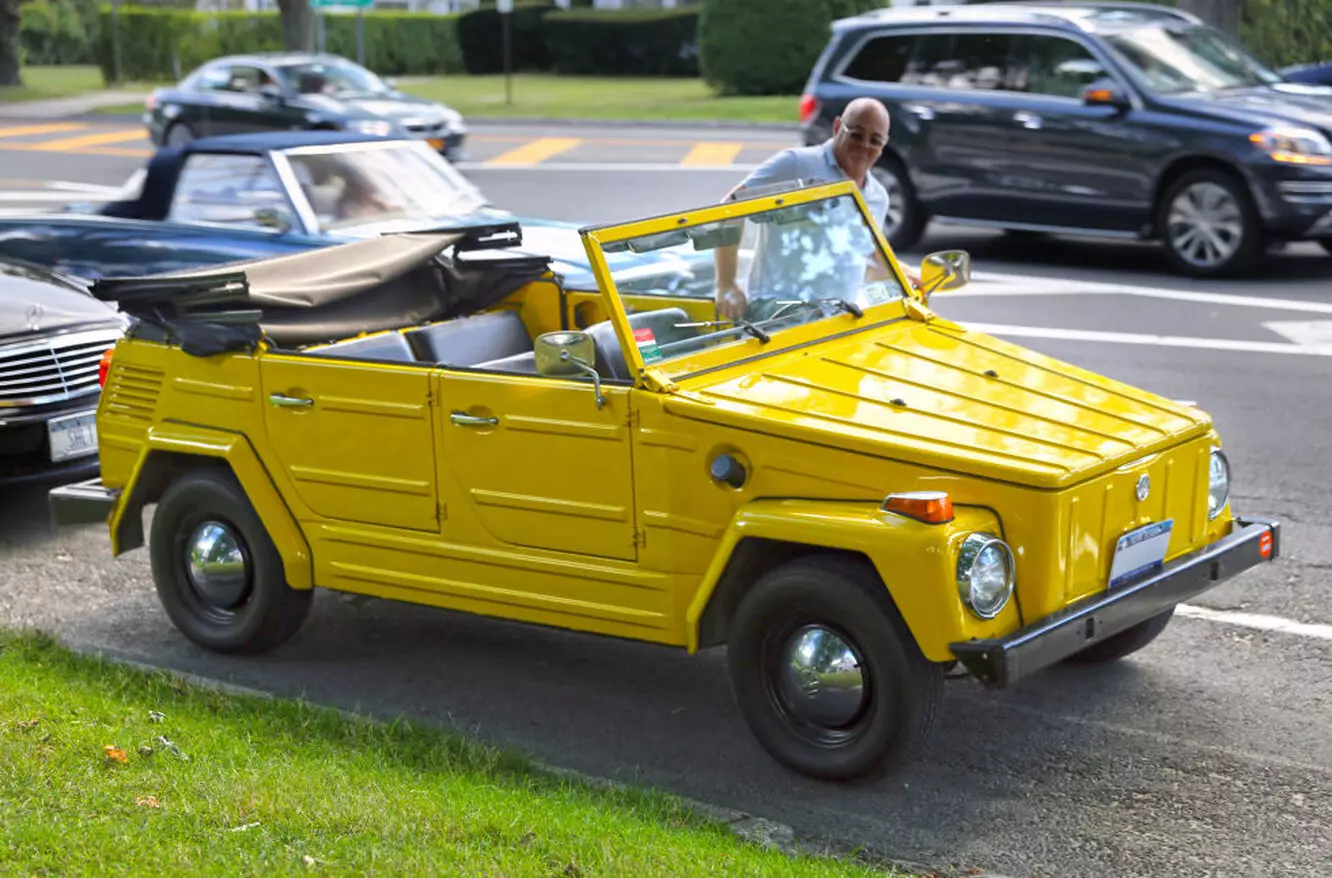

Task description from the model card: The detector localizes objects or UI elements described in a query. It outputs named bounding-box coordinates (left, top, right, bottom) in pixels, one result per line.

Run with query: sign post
left=308, top=0, right=375, bottom=60
left=498, top=0, right=513, bottom=106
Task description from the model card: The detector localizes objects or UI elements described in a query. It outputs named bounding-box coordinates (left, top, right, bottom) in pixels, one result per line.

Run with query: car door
left=259, top=351, right=443, bottom=534
left=435, top=370, right=640, bottom=564
left=991, top=32, right=1162, bottom=231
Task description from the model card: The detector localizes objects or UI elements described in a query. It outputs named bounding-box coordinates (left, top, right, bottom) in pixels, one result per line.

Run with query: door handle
left=905, top=103, right=935, bottom=120
left=269, top=393, right=313, bottom=408
left=1014, top=111, right=1043, bottom=129
left=450, top=412, right=498, bottom=427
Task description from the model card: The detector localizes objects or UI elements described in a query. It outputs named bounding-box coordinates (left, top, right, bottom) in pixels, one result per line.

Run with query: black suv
left=800, top=1, right=1332, bottom=277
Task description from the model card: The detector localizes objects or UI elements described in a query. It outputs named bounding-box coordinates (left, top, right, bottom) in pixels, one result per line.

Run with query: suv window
left=849, top=30, right=1022, bottom=91
left=168, top=154, right=295, bottom=230
left=1011, top=35, right=1110, bottom=98
left=841, top=34, right=915, bottom=83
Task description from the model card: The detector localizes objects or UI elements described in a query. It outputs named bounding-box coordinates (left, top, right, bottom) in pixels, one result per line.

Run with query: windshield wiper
left=815, top=297, right=863, bottom=318
left=675, top=318, right=771, bottom=343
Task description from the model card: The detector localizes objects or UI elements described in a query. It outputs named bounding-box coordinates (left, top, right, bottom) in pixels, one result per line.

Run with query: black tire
left=1156, top=168, right=1263, bottom=278
left=871, top=155, right=928, bottom=252
left=1065, top=608, right=1175, bottom=664
left=727, top=554, right=944, bottom=782
left=165, top=122, right=195, bottom=146
left=149, top=466, right=312, bottom=655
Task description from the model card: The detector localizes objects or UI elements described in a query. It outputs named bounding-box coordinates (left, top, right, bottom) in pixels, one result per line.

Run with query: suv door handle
left=450, top=412, right=498, bottom=427
left=905, top=103, right=935, bottom=120
left=269, top=393, right=313, bottom=407
left=1014, top=111, right=1043, bottom=129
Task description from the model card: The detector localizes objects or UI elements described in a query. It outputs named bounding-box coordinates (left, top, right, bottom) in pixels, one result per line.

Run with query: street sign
left=310, top=0, right=373, bottom=8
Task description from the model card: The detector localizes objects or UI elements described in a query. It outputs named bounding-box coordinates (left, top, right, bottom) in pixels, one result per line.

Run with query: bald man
left=714, top=98, right=920, bottom=321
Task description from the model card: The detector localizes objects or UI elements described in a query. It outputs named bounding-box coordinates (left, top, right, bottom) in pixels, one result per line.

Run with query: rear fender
left=686, top=499, right=1022, bottom=662
left=110, top=424, right=312, bottom=590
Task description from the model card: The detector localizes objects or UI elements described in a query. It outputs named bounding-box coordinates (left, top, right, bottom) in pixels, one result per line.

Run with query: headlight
left=956, top=533, right=1015, bottom=619
left=1249, top=125, right=1332, bottom=166
left=346, top=119, right=394, bottom=137
left=1208, top=448, right=1230, bottom=519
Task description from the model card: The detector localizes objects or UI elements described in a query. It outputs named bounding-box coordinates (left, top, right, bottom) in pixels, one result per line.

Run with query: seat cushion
left=472, top=350, right=540, bottom=375
left=307, top=331, right=416, bottom=363
left=586, top=307, right=693, bottom=380
left=405, top=309, right=532, bottom=367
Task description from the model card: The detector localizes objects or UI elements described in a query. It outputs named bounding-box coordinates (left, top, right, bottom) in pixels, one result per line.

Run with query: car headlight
left=1249, top=125, right=1332, bottom=166
left=346, top=119, right=394, bottom=137
left=956, top=533, right=1015, bottom=619
left=1208, top=448, right=1230, bottom=519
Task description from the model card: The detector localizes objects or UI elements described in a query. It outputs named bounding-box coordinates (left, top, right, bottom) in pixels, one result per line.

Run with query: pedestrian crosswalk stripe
left=32, top=129, right=147, bottom=151
left=680, top=142, right=744, bottom=166
left=485, top=136, right=582, bottom=166
left=0, top=123, right=88, bottom=139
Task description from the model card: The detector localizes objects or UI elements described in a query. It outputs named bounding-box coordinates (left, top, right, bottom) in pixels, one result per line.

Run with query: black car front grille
left=0, top=328, right=123, bottom=408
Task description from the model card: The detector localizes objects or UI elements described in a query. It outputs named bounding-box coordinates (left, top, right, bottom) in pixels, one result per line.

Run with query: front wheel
left=727, top=555, right=944, bottom=782
left=1156, top=169, right=1262, bottom=278
left=149, top=466, right=312, bottom=654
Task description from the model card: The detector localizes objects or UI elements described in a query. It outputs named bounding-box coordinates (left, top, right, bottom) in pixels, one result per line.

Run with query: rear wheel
left=1156, top=169, right=1262, bottom=278
left=1066, top=608, right=1175, bottom=664
left=871, top=156, right=927, bottom=252
left=149, top=466, right=312, bottom=654
left=727, top=555, right=944, bottom=781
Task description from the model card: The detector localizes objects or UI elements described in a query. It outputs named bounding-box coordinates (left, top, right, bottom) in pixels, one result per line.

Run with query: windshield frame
left=578, top=179, right=918, bottom=387
left=1098, top=21, right=1284, bottom=95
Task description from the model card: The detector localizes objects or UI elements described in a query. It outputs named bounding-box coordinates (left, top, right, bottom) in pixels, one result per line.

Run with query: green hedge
left=543, top=8, right=699, bottom=77
left=92, top=7, right=463, bottom=83
left=20, top=0, right=101, bottom=65
left=1241, top=0, right=1332, bottom=67
left=455, top=1, right=556, bottom=75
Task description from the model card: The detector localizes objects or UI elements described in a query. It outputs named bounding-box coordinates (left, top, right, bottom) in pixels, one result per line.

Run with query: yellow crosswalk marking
left=680, top=141, right=744, bottom=166
left=485, top=137, right=582, bottom=165
left=33, top=129, right=148, bottom=151
left=0, top=123, right=88, bottom=139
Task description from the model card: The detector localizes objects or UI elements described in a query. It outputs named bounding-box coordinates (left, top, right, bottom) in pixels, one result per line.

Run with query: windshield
left=281, top=142, right=488, bottom=232
left=594, top=191, right=906, bottom=370
left=276, top=60, right=390, bottom=96
left=1104, top=24, right=1283, bottom=93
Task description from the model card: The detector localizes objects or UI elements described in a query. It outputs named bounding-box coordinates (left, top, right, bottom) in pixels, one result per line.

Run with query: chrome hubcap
left=871, top=166, right=905, bottom=237
left=1167, top=182, right=1243, bottom=268
left=778, top=625, right=867, bottom=727
left=185, top=521, right=250, bottom=608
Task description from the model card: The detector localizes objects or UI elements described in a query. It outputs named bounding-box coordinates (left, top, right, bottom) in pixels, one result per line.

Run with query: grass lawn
left=399, top=75, right=800, bottom=123
left=0, top=65, right=165, bottom=103
left=0, top=629, right=906, bottom=876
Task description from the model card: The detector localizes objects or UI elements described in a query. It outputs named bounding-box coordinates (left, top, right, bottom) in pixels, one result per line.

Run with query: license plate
left=1108, top=519, right=1173, bottom=587
left=426, top=137, right=444, bottom=149
left=48, top=410, right=98, bottom=462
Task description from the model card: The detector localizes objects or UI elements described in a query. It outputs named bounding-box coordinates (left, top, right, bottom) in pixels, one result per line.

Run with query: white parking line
left=959, top=322, right=1332, bottom=356
left=1177, top=604, right=1332, bottom=641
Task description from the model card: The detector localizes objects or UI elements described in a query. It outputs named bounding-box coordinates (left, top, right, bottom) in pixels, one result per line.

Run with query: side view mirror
left=919, top=249, right=971, bottom=300
left=1080, top=79, right=1131, bottom=111
left=535, top=330, right=605, bottom=408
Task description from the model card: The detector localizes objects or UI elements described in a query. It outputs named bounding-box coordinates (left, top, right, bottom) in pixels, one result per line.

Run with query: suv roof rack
left=837, top=1, right=1200, bottom=29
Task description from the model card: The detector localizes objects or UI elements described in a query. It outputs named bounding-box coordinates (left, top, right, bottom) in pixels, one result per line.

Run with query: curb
left=70, top=645, right=1012, bottom=878
left=455, top=116, right=801, bottom=134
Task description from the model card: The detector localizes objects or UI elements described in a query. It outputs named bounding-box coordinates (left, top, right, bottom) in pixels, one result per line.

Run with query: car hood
left=668, top=313, right=1211, bottom=490
left=1160, top=82, right=1332, bottom=132
left=295, top=91, right=457, bottom=123
left=0, top=261, right=120, bottom=343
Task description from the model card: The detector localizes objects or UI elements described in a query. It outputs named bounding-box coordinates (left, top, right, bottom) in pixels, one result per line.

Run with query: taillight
left=145, top=92, right=158, bottom=111
left=799, top=93, right=820, bottom=125
left=98, top=348, right=114, bottom=387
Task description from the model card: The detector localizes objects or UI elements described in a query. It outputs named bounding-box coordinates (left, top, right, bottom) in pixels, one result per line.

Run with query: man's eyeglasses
left=841, top=126, right=887, bottom=149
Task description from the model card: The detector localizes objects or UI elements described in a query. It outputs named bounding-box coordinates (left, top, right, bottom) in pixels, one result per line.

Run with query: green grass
left=398, top=75, right=799, bottom=123
left=0, top=629, right=905, bottom=877
left=0, top=65, right=106, bottom=102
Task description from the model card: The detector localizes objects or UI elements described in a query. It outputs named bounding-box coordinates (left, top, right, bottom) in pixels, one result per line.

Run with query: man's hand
left=716, top=281, right=748, bottom=321
left=902, top=264, right=921, bottom=290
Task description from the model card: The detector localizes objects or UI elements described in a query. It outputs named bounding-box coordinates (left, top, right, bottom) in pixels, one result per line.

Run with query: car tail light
left=882, top=491, right=954, bottom=524
left=145, top=93, right=157, bottom=111
left=799, top=93, right=820, bottom=125
left=98, top=348, right=114, bottom=387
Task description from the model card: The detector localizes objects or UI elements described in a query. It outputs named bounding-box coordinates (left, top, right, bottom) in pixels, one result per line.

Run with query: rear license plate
left=48, top=410, right=98, bottom=462
left=427, top=137, right=444, bottom=149
left=1109, top=519, right=1173, bottom=587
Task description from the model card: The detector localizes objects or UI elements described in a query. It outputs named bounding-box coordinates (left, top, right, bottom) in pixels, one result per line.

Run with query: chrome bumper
left=48, top=476, right=120, bottom=526
left=950, top=516, right=1281, bottom=688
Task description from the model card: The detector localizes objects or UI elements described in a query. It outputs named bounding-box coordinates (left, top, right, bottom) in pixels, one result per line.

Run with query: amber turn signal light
left=98, top=348, right=114, bottom=387
left=1259, top=530, right=1273, bottom=559
left=882, top=491, right=954, bottom=524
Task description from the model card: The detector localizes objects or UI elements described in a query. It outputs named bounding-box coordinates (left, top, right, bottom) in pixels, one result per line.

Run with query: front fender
left=686, top=499, right=1024, bottom=662
left=111, top=424, right=313, bottom=591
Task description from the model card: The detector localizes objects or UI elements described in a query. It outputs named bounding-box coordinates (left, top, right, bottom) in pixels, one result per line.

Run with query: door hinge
left=634, top=528, right=647, bottom=548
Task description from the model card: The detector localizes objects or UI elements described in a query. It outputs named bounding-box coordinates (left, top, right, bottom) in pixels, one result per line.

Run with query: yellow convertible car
left=50, top=181, right=1280, bottom=781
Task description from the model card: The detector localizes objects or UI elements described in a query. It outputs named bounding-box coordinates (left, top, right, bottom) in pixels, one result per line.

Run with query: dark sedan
left=0, top=260, right=125, bottom=487
left=143, top=53, right=468, bottom=161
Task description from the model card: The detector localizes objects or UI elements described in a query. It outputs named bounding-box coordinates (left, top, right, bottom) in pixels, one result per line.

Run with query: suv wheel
left=727, top=554, right=943, bottom=781
left=1066, top=608, right=1174, bottom=664
left=149, top=467, right=313, bottom=654
left=1157, top=169, right=1262, bottom=278
left=871, top=156, right=927, bottom=251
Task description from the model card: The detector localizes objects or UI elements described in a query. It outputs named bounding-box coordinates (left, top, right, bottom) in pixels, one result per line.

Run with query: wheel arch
left=111, top=427, right=312, bottom=590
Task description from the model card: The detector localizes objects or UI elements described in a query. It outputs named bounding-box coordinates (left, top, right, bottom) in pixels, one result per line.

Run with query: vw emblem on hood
left=1135, top=474, right=1151, bottom=502
left=25, top=304, right=43, bottom=332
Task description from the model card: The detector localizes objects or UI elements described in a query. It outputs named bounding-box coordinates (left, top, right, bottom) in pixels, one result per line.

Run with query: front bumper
left=48, top=476, right=121, bottom=527
left=950, top=516, right=1280, bottom=688
left=1247, top=163, right=1332, bottom=239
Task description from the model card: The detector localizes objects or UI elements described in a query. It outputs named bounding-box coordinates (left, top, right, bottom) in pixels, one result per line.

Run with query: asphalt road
left=1, top=118, right=1330, bottom=878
